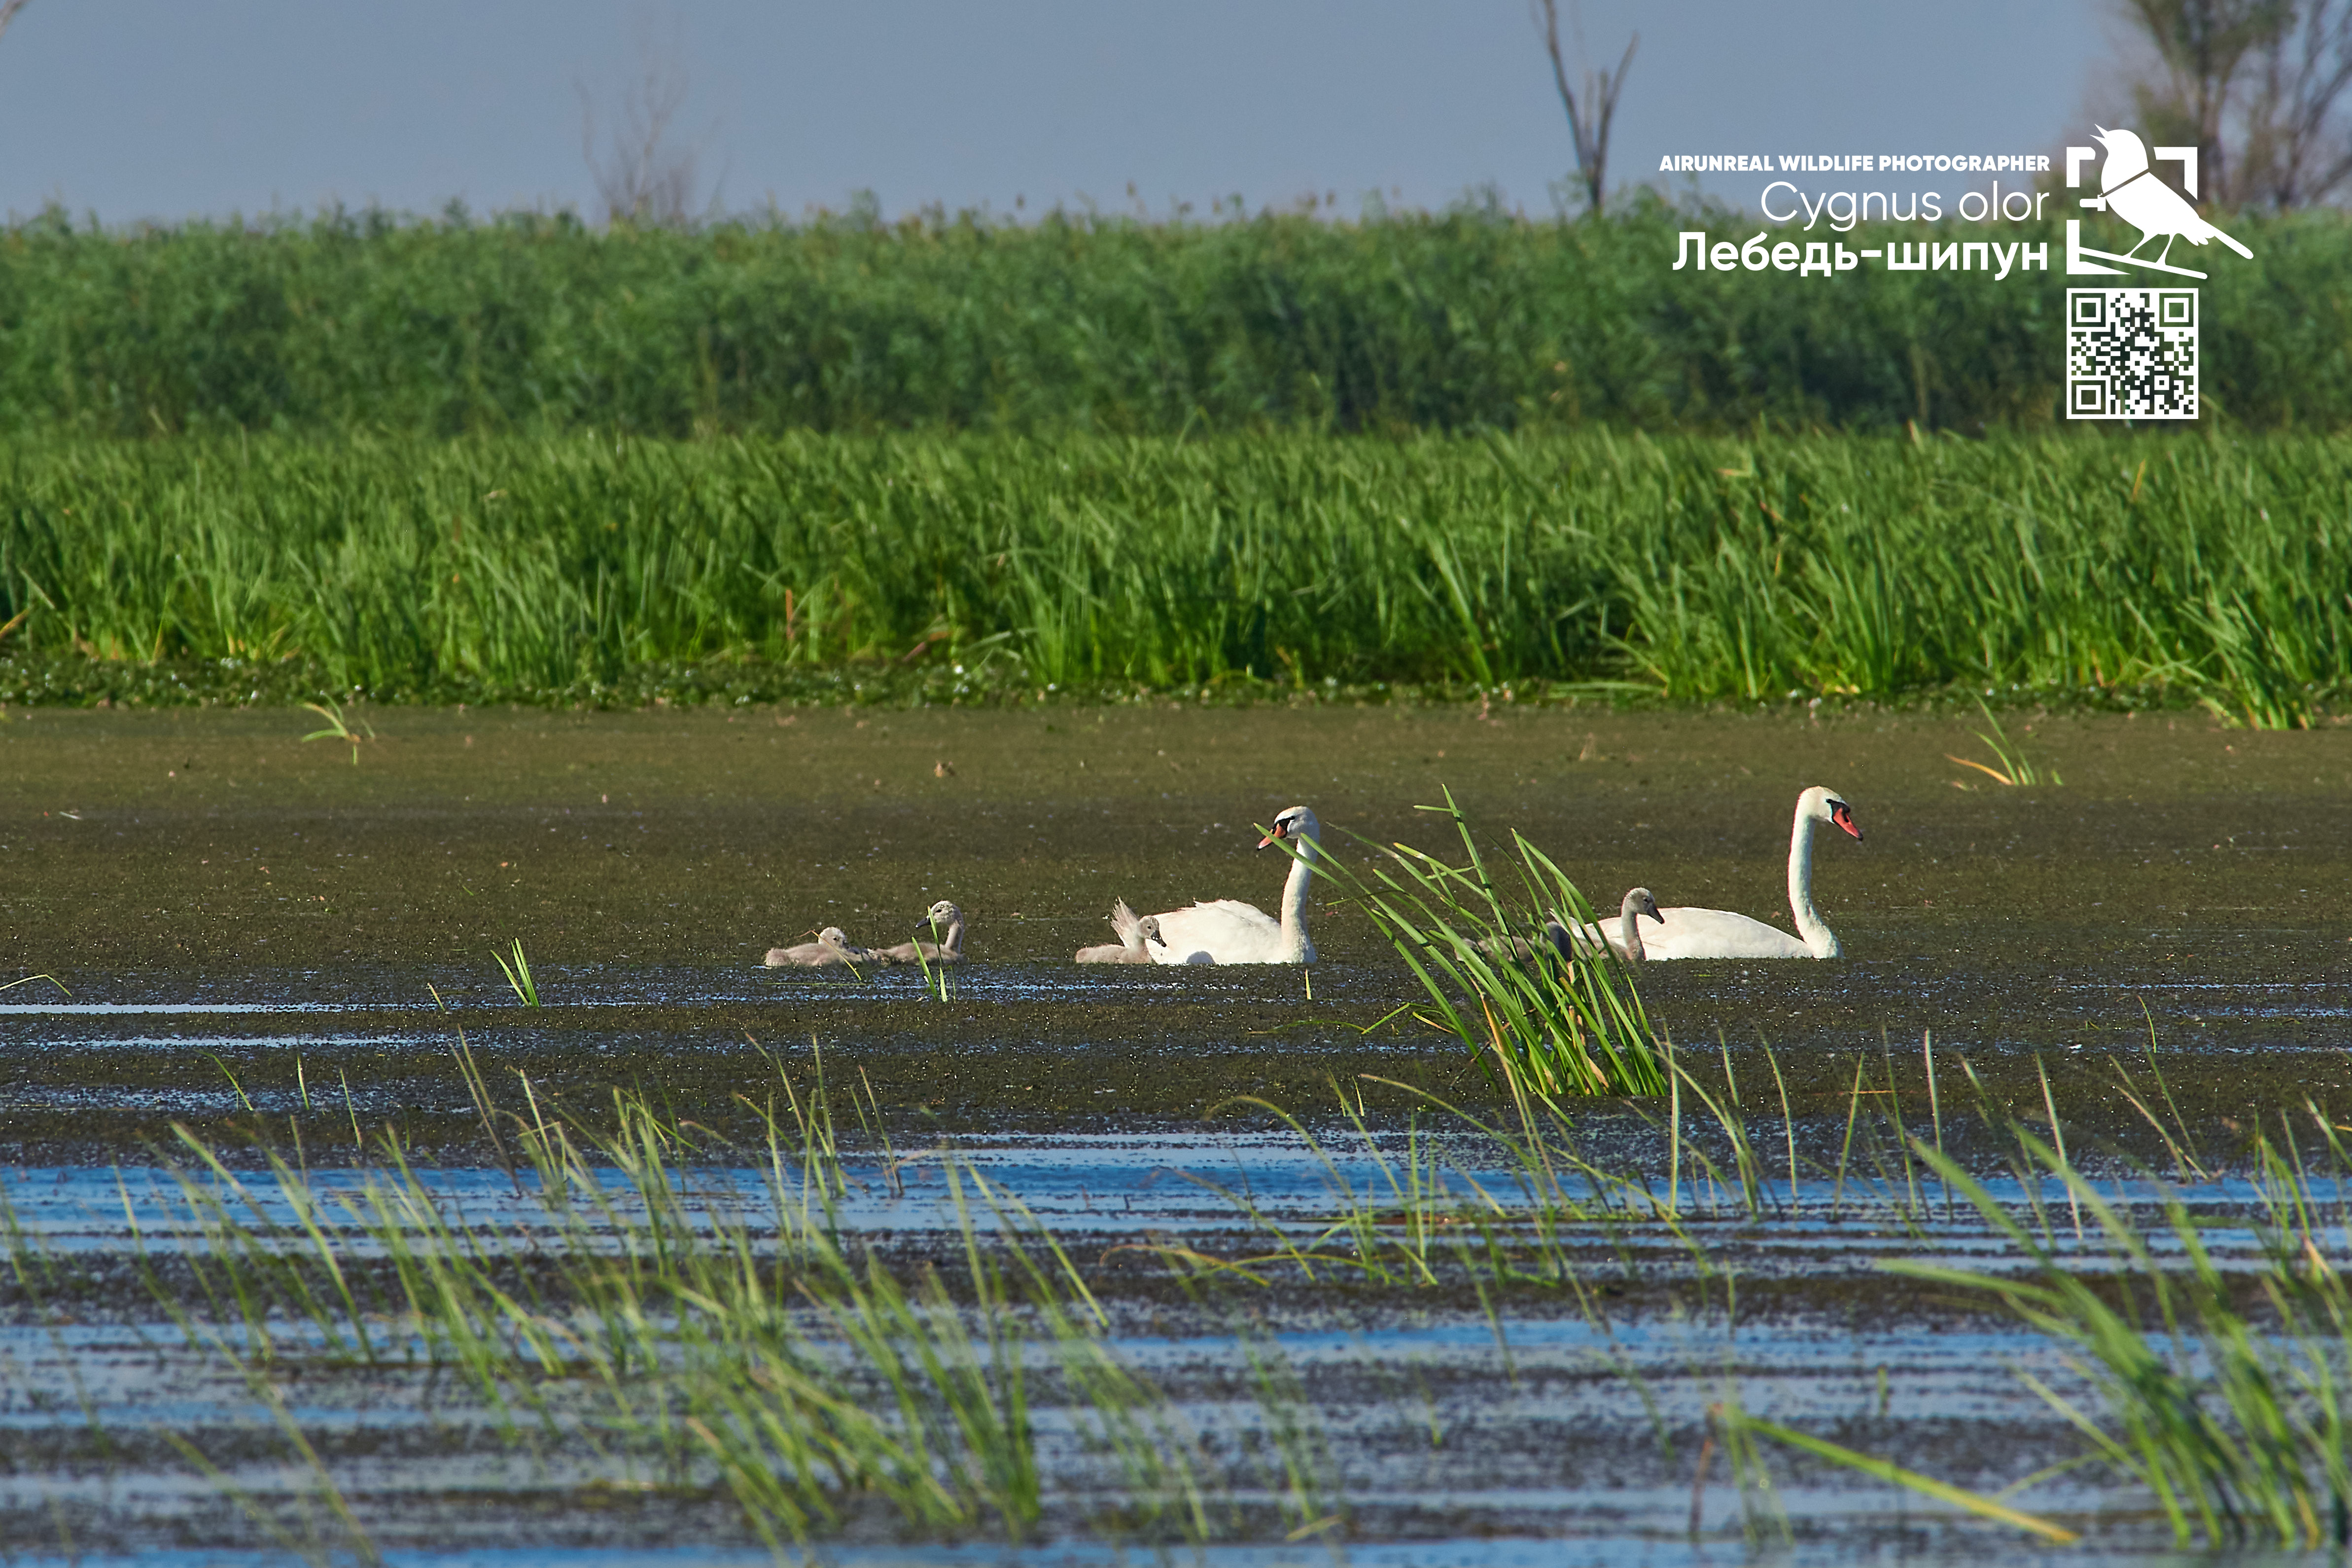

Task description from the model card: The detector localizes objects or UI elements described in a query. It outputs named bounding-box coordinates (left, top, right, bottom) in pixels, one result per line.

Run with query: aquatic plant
left=119, top=1052, right=1204, bottom=1552
left=5, top=430, right=2352, bottom=725
left=1300, top=790, right=1665, bottom=1098
left=1891, top=1119, right=2352, bottom=1549
left=490, top=939, right=539, bottom=1006
left=298, top=697, right=373, bottom=765
left=19, top=1003, right=2352, bottom=1554
left=1721, top=1409, right=2078, bottom=1543
left=1947, top=697, right=2060, bottom=788
left=0, top=972, right=68, bottom=996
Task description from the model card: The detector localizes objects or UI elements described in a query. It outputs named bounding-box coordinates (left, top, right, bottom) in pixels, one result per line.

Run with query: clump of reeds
left=1196, top=1026, right=2352, bottom=1551
left=298, top=697, right=374, bottom=764
left=122, top=1049, right=1203, bottom=1553
left=490, top=939, right=539, bottom=1006
left=1892, top=1113, right=2352, bottom=1548
left=1947, top=697, right=2061, bottom=788
left=1299, top=790, right=1664, bottom=1098
left=6, top=430, right=2352, bottom=724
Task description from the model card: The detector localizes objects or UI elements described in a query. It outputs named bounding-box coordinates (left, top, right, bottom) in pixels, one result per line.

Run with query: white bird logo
left=2078, top=127, right=2252, bottom=275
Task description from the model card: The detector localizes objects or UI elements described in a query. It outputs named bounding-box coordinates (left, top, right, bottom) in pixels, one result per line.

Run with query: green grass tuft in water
left=1303, top=789, right=1666, bottom=1098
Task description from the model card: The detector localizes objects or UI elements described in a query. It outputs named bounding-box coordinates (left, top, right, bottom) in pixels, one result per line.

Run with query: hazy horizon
left=0, top=1, right=2116, bottom=228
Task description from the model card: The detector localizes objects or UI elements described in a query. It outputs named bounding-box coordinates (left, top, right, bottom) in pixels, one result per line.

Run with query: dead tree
left=1533, top=0, right=1638, bottom=214
left=579, top=16, right=716, bottom=226
left=2118, top=0, right=2290, bottom=203
left=0, top=0, right=33, bottom=48
left=2238, top=0, right=2352, bottom=204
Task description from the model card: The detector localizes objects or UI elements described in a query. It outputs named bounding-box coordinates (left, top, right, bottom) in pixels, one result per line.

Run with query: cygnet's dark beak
left=1149, top=927, right=1167, bottom=946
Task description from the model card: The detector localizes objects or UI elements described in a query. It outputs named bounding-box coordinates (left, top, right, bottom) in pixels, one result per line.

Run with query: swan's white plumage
left=1634, top=907, right=1815, bottom=961
left=1630, top=786, right=1860, bottom=961
left=1144, top=806, right=1320, bottom=965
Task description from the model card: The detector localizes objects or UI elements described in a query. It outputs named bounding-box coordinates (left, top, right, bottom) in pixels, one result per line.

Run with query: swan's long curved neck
left=1786, top=806, right=1840, bottom=959
left=1618, top=896, right=1647, bottom=963
left=1279, top=835, right=1320, bottom=959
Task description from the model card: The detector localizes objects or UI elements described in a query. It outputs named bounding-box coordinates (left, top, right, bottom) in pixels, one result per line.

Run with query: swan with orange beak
left=1134, top=805, right=1321, bottom=965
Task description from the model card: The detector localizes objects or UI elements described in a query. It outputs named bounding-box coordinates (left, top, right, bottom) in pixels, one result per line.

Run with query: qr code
left=2067, top=289, right=2197, bottom=419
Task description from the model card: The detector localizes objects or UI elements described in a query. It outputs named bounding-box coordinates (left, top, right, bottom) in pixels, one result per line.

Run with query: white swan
left=1550, top=887, right=1665, bottom=963
left=765, top=926, right=880, bottom=968
left=1143, top=805, right=1320, bottom=965
left=1075, top=899, right=1169, bottom=963
left=1632, top=787, right=1861, bottom=961
left=879, top=901, right=965, bottom=964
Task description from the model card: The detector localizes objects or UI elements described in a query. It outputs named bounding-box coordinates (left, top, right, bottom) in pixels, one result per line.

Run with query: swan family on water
left=1607, top=786, right=1860, bottom=961
left=766, top=901, right=963, bottom=968
left=765, top=789, right=1859, bottom=970
left=1130, top=804, right=1321, bottom=965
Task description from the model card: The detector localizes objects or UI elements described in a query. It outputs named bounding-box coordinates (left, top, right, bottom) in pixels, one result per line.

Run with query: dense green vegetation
left=2, top=201, right=2349, bottom=436
left=4, top=430, right=2349, bottom=724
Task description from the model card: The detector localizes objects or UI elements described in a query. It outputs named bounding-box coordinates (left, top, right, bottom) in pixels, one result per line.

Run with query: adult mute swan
left=1143, top=805, right=1320, bottom=965
left=765, top=927, right=880, bottom=968
left=1550, top=888, right=1666, bottom=963
left=1075, top=899, right=1169, bottom=963
left=1634, top=787, right=1861, bottom=961
left=879, top=901, right=964, bottom=964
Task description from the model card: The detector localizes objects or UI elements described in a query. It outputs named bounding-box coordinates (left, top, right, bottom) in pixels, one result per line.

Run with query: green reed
left=126, top=1057, right=1204, bottom=1553
left=9, top=428, right=2352, bottom=724
left=1299, top=789, right=1665, bottom=1097
left=1888, top=1098, right=2352, bottom=1550
left=33, top=1020, right=2351, bottom=1552
left=5, top=202, right=2352, bottom=438
left=1190, top=1038, right=2352, bottom=1549
left=1947, top=697, right=2061, bottom=788
left=490, top=940, right=539, bottom=1007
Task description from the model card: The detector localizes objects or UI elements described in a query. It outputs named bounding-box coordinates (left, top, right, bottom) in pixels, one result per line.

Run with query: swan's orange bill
left=1257, top=825, right=1285, bottom=848
left=1830, top=800, right=1863, bottom=841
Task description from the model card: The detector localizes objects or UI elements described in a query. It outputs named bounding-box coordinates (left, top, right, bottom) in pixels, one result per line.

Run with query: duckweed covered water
left=3, top=702, right=2351, bottom=1561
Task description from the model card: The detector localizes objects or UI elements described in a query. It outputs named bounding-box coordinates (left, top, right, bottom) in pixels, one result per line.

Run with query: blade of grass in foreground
left=1723, top=1411, right=2078, bottom=1543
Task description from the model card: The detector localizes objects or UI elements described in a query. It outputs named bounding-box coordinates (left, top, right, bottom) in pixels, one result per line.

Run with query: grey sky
left=0, top=2, right=2113, bottom=226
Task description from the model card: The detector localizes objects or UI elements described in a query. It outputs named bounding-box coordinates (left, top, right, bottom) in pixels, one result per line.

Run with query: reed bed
left=4, top=203, right=2352, bottom=437
left=6, top=429, right=2352, bottom=722
left=100, top=1051, right=1206, bottom=1556
left=1201, top=1034, right=2352, bottom=1551
left=6, top=1017, right=2348, bottom=1552
left=1299, top=789, right=1666, bottom=1097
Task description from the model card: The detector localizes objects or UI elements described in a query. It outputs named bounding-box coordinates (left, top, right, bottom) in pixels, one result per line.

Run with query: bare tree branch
left=0, top=0, right=34, bottom=49
left=579, top=14, right=717, bottom=227
left=1533, top=0, right=1637, bottom=215
left=2118, top=0, right=2291, bottom=202
left=2240, top=0, right=2352, bottom=203
left=2114, top=0, right=2352, bottom=207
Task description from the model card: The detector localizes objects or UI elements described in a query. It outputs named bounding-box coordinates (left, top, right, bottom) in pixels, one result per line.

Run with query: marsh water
left=3, top=700, right=2350, bottom=1565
